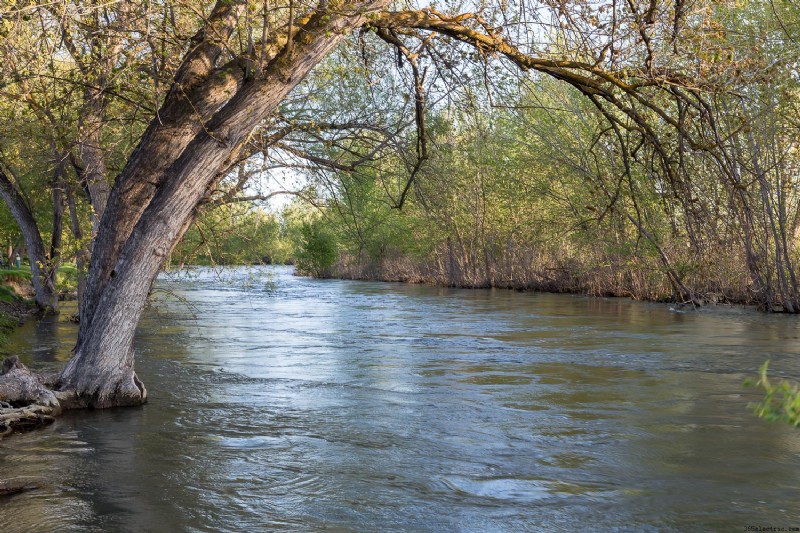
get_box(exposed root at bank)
[0,355,146,440]
[0,404,56,438]
[0,357,60,439]
[0,356,147,439]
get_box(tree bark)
[78,0,247,338]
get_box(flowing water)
[2,265,800,532]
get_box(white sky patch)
[231,151,315,213]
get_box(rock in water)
[0,481,39,497]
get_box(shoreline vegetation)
[322,252,747,307]
[291,221,763,310]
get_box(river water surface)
[2,266,800,532]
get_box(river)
[1,265,799,532]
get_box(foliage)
[170,204,291,267]
[55,264,79,294]
[295,219,338,278]
[746,362,800,427]
[1,0,799,311]
[275,0,800,312]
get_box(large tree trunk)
[77,0,247,340]
[58,0,391,408]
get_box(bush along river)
[1,265,799,532]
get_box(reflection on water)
[2,266,800,532]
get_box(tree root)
[0,403,56,439]
[0,356,59,440]
[0,356,147,439]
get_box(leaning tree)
[0,0,751,415]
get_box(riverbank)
[320,252,756,309]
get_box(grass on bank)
[0,268,31,280]
[0,264,78,294]
[55,264,78,294]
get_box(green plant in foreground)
[745,361,800,427]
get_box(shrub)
[295,220,337,278]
